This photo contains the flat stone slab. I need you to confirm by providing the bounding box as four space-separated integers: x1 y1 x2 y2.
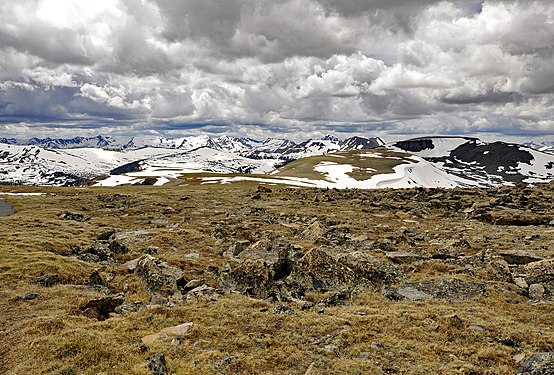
142 322 193 345
396 287 432 301
499 251 543 265
0 200 15 216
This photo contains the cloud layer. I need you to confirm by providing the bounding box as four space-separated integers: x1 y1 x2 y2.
1 0 553 140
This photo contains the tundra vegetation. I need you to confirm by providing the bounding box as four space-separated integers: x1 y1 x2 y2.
0 182 553 374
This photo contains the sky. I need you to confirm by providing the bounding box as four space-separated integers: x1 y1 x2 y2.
0 0 554 142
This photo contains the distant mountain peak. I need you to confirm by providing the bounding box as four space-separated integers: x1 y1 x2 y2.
321 134 340 141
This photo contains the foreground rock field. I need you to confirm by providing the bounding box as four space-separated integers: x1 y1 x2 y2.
1 182 553 374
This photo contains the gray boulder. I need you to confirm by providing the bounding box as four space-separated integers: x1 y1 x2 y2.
517 353 554 374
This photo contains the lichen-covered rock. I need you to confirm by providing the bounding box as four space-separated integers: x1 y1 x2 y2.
499 251 543 265
339 251 403 286
147 352 168 375
225 259 276 299
286 248 357 293
387 278 487 301
487 257 513 283
142 322 193 345
386 251 425 265
382 286 431 301
489 210 551 226
69 242 114 263
80 294 124 320
134 255 184 300
30 274 61 288
517 352 554 374
519 259 554 284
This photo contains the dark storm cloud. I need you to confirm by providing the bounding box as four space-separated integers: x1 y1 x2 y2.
0 0 553 140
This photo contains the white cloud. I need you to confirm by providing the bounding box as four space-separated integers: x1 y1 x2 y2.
0 0 553 141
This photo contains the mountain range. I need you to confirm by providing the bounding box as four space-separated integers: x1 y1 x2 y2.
0 135 552 188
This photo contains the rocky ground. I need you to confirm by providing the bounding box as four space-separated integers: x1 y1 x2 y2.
0 182 553 374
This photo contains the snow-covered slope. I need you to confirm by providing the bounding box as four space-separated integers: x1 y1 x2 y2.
525 141 554 154
199 149 479 189
0 144 192 185
392 137 554 186
95 147 283 186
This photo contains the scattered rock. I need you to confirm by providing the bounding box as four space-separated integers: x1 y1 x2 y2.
386 251 425 264
142 322 193 346
150 219 168 228
123 258 140 272
514 277 529 290
513 352 526 364
340 251 403 286
517 352 554 374
88 269 105 286
80 294 124 320
109 240 129 254
490 210 552 226
520 259 554 284
487 257 513 283
69 242 114 263
302 221 328 241
468 325 485 333
272 304 297 315
96 230 115 241
30 274 61 288
147 352 168 375
311 325 350 345
130 342 149 353
135 255 184 300
529 284 545 300
500 251 543 265
226 259 277 300
382 286 432 301
286 248 357 293
384 278 486 302
16 293 38 301
371 341 384 350
59 211 90 222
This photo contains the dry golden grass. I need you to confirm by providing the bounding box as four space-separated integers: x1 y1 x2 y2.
0 183 553 374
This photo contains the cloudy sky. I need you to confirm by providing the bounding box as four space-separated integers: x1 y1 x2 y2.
1 0 554 141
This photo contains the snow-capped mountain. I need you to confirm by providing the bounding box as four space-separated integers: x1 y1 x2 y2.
0 138 17 145
0 134 385 158
0 144 201 185
525 141 554 154
340 136 385 150
0 134 553 188
26 136 121 149
392 137 554 186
